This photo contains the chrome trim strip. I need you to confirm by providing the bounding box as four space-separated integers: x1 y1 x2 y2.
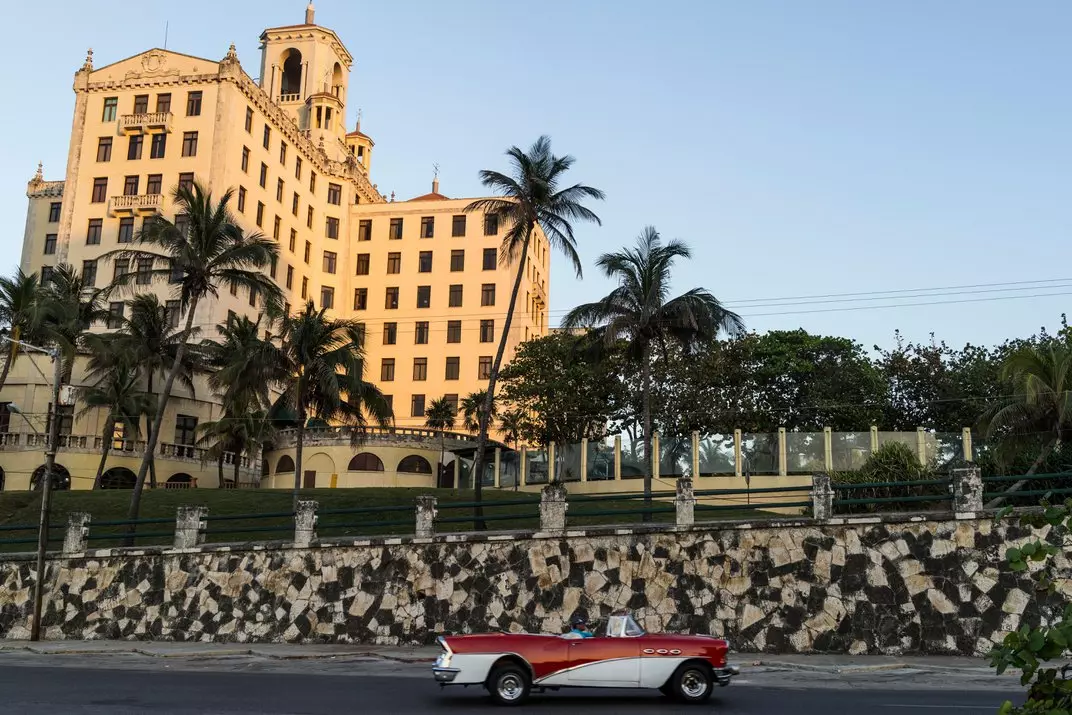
532 656 640 684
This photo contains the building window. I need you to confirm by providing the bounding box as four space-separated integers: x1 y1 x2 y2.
309 171 316 193
301 276 308 299
276 178 284 202
150 134 167 159
320 286 334 309
382 322 397 345
96 137 112 162
452 215 466 237
385 287 399 309
40 266 53 284
381 358 395 382
102 97 118 122
165 300 180 328
118 217 135 244
245 107 253 133
386 252 401 274
410 394 426 418
416 285 431 308
269 256 277 279
295 156 302 180
43 234 57 255
107 302 124 329
273 216 281 240
483 247 497 271
292 192 299 216
91 178 107 203
484 213 499 235
289 228 297 252
323 251 337 274
82 259 97 287
133 94 149 114
259 163 268 188
448 284 463 307
263 125 271 150
279 141 287 166
446 320 462 343
478 356 493 380
127 135 143 160
229 279 238 297
174 415 198 458
186 91 202 117
123 175 139 196
413 358 428 381
285 265 294 289
353 287 367 310
358 219 371 241
48 202 61 223
248 285 258 307
450 250 465 272
304 241 311 264
237 186 246 212
167 257 182 284
420 216 434 238
480 319 495 343
418 251 433 273
156 93 172 113
175 214 190 237
112 259 129 282
255 202 264 227
306 205 314 229
355 253 370 275
414 321 429 344
326 217 339 239
146 174 162 195
481 283 496 306
241 146 250 172
327 183 342 205
445 357 460 381
181 131 198 157
178 172 194 192
389 218 403 240
136 258 153 285
86 219 102 245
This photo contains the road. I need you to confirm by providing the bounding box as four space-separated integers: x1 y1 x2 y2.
0 654 1022 714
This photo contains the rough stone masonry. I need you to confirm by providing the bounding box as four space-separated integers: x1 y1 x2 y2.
0 513 1068 655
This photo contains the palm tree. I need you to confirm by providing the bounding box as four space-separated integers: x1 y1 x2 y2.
39 263 108 382
273 301 392 502
461 389 498 434
202 312 279 412
498 408 526 452
78 353 155 489
982 343 1072 506
0 269 46 393
562 227 743 513
425 397 456 487
464 136 603 525
197 409 276 488
104 180 282 530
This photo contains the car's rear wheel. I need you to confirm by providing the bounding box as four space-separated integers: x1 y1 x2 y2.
487 664 531 706
670 662 714 704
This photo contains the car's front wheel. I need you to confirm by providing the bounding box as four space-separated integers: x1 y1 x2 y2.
487 664 531 706
670 662 714 704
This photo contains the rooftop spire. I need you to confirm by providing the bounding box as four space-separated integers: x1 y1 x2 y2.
80 48 93 73
305 1 315 24
432 163 440 195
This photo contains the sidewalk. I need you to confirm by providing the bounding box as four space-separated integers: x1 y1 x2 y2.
0 640 1003 675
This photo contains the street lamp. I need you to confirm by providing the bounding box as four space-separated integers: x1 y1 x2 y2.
7 403 40 435
1 334 63 642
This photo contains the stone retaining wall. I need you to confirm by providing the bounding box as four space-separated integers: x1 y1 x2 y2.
0 514 1067 655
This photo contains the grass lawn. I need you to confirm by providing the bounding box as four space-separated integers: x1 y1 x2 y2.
0 487 773 553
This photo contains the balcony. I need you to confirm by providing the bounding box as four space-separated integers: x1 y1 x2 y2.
278 93 301 104
108 194 163 217
118 112 173 135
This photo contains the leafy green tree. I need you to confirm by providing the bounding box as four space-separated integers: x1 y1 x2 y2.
425 396 456 484
0 268 46 392
563 227 743 512
106 180 281 528
464 135 604 526
273 301 391 501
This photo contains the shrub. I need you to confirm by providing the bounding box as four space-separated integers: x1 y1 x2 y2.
830 442 946 514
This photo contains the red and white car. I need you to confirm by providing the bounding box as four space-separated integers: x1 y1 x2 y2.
433 612 738 706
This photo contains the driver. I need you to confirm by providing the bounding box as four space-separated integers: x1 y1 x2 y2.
568 615 594 639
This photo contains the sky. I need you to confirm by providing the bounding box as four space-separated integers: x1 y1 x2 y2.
4 0 1070 351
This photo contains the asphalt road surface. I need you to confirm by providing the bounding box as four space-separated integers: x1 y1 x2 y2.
0 658 1022 714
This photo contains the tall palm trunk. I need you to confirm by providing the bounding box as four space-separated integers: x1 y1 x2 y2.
233 442 242 488
145 373 157 489
93 418 115 489
985 439 1060 508
217 450 225 489
0 327 22 395
293 399 307 506
641 343 653 522
471 224 533 530
124 296 200 542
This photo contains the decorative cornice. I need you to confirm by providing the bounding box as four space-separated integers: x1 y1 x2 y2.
27 180 64 199
259 26 353 67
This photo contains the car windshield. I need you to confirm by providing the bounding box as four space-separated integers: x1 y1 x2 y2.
606 613 646 638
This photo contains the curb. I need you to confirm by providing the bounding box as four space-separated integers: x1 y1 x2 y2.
751 659 1000 676
0 644 438 663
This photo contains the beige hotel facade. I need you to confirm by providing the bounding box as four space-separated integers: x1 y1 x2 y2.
7 4 550 491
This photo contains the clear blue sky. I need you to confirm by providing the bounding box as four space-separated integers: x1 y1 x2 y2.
6 1 1069 351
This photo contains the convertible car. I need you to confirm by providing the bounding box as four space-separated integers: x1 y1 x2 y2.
433 612 738 706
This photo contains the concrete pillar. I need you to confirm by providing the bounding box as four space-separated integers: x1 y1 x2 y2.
675 475 695 528
453 458 460 489
415 495 437 538
811 473 834 521
580 439 589 482
778 427 788 476
294 500 318 547
652 432 660 481
174 506 207 549
691 431 700 478
494 448 501 488
62 512 90 554
961 428 973 462
870 425 879 451
613 436 622 480
951 464 983 514
733 429 742 477
539 483 568 534
823 427 833 471
916 427 927 466
520 446 528 486
548 442 556 484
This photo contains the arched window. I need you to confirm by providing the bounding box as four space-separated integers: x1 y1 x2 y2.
280 49 303 97
30 464 71 491
348 453 384 471
331 62 344 98
275 455 295 473
397 455 433 474
166 473 194 490
100 467 137 489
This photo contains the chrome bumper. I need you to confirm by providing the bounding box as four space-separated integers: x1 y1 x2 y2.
714 664 740 686
433 667 460 683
